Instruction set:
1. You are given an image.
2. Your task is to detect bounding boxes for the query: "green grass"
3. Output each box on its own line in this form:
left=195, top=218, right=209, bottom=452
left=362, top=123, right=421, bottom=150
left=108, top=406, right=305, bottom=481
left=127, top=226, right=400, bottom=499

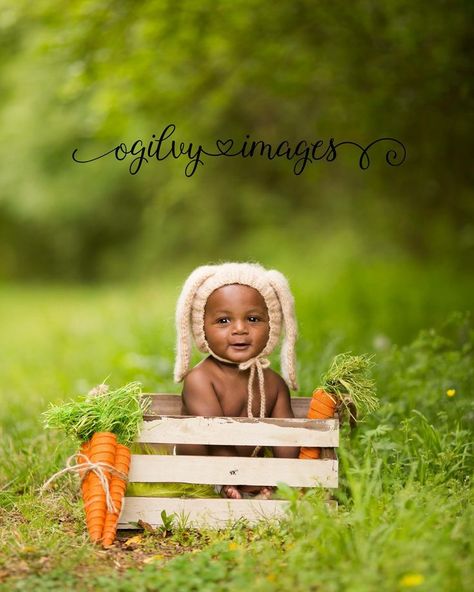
left=0, top=257, right=473, bottom=591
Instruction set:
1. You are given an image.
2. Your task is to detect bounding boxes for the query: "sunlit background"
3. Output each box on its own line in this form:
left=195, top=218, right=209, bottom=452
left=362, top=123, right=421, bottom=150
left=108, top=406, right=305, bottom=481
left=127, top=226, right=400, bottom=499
left=0, top=1, right=472, bottom=397
left=1, top=1, right=472, bottom=276
left=1, top=1, right=473, bottom=413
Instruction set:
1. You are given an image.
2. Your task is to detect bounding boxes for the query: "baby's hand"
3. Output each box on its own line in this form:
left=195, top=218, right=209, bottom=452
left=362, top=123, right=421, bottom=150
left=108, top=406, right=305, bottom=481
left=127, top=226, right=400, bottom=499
left=256, top=486, right=274, bottom=499
left=222, top=485, right=242, bottom=499
left=221, top=485, right=275, bottom=499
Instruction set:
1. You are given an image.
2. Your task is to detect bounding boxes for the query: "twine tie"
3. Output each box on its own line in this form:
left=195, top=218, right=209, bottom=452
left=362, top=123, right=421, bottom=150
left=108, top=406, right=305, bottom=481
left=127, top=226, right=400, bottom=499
left=39, top=453, right=128, bottom=514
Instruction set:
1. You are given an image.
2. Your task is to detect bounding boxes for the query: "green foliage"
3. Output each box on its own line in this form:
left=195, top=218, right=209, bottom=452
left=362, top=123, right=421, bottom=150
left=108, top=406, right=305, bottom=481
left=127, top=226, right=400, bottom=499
left=0, top=281, right=472, bottom=590
left=377, top=312, right=474, bottom=419
left=43, top=382, right=150, bottom=445
left=321, top=352, right=378, bottom=416
left=356, top=312, right=474, bottom=487
left=126, top=482, right=218, bottom=500
left=0, top=0, right=472, bottom=279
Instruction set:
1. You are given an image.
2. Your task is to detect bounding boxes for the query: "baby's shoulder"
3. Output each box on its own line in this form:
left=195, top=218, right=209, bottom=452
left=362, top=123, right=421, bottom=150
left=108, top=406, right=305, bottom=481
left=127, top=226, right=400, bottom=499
left=181, top=359, right=224, bottom=415
left=183, top=359, right=215, bottom=388
left=264, top=367, right=290, bottom=394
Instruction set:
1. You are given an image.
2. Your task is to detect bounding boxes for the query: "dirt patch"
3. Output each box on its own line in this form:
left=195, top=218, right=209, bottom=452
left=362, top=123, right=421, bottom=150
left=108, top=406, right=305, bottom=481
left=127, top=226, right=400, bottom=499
left=0, top=529, right=207, bottom=586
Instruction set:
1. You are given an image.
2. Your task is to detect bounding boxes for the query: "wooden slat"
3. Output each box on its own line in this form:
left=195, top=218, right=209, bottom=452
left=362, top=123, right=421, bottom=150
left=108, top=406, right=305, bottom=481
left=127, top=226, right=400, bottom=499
left=138, top=416, right=338, bottom=447
left=119, top=497, right=290, bottom=528
left=320, top=447, right=337, bottom=460
left=128, top=454, right=338, bottom=488
left=146, top=393, right=312, bottom=418
left=290, top=398, right=313, bottom=418
left=146, top=394, right=183, bottom=416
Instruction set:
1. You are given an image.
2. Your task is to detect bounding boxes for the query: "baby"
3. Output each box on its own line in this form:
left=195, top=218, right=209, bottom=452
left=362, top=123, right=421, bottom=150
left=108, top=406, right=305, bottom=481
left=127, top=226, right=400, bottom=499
left=174, top=262, right=299, bottom=499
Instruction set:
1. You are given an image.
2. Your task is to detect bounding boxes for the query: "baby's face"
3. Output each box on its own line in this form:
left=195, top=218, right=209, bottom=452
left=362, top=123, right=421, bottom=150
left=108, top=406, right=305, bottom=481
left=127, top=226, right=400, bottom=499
left=204, top=284, right=270, bottom=363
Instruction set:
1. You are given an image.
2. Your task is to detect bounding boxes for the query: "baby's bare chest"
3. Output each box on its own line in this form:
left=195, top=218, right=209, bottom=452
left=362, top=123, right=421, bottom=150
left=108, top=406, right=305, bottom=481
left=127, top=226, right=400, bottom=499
left=213, top=375, right=278, bottom=417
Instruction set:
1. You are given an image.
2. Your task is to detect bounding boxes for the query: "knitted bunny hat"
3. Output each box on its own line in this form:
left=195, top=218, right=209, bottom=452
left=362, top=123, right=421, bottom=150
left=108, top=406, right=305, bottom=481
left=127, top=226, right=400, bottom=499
left=174, top=262, right=298, bottom=418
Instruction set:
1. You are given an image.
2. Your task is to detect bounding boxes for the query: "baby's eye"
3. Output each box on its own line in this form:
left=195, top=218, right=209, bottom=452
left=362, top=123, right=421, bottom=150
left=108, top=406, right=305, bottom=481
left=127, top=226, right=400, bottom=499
left=248, top=316, right=261, bottom=323
left=217, top=317, right=230, bottom=324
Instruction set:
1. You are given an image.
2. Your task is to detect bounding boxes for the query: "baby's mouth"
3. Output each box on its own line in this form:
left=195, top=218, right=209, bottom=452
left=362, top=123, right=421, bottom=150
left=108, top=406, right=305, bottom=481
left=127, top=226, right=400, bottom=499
left=229, top=342, right=250, bottom=350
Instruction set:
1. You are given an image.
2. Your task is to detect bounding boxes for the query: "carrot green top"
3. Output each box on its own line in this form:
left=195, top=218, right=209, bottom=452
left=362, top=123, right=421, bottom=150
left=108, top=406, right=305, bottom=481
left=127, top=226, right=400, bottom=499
left=320, top=353, right=378, bottom=416
left=43, top=382, right=150, bottom=446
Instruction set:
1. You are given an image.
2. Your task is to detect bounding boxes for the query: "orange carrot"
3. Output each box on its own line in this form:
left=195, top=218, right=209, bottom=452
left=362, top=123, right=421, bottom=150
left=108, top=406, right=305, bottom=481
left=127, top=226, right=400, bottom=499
left=101, top=443, right=131, bottom=547
left=299, top=447, right=321, bottom=460
left=77, top=440, right=92, bottom=507
left=77, top=440, right=97, bottom=540
left=83, top=431, right=117, bottom=542
left=300, top=388, right=337, bottom=460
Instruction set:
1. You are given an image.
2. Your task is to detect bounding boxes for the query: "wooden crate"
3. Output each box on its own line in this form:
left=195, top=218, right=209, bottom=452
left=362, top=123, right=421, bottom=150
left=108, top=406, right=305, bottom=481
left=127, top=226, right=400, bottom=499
left=119, top=394, right=338, bottom=529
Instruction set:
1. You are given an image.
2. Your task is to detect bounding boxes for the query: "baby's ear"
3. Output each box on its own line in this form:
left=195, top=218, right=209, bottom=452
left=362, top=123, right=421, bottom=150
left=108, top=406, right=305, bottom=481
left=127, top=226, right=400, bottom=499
left=174, top=266, right=216, bottom=383
left=267, top=270, right=298, bottom=391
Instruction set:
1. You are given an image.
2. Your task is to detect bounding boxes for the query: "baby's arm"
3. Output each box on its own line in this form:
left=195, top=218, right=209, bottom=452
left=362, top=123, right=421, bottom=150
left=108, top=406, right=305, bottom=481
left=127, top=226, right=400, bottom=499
left=271, top=379, right=300, bottom=459
left=177, top=369, right=237, bottom=457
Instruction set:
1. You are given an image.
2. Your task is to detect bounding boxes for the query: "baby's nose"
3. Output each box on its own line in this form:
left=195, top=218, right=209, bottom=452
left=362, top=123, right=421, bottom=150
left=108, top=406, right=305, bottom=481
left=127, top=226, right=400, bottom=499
left=232, top=320, right=248, bottom=333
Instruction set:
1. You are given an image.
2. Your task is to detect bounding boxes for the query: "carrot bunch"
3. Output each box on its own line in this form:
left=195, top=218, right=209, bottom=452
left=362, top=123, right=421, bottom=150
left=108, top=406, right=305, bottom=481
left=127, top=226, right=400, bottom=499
left=78, top=432, right=132, bottom=545
left=44, top=381, right=149, bottom=547
left=300, top=353, right=378, bottom=460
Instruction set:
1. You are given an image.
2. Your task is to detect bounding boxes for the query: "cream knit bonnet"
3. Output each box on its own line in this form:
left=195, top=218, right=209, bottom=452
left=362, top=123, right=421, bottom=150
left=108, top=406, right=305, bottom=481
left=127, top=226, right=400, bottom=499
left=174, top=262, right=298, bottom=419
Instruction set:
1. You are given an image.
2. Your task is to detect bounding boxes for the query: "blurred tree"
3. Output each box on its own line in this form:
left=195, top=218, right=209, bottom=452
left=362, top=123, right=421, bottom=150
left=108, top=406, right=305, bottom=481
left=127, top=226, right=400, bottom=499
left=0, top=0, right=472, bottom=279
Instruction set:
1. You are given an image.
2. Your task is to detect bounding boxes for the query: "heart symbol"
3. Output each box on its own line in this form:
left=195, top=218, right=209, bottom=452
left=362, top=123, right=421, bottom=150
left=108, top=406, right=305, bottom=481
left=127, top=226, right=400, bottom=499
left=216, top=139, right=234, bottom=155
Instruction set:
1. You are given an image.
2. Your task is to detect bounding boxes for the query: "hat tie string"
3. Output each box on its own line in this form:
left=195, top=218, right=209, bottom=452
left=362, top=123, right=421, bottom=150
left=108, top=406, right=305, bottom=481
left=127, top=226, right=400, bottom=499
left=206, top=349, right=269, bottom=419
left=238, top=356, right=270, bottom=419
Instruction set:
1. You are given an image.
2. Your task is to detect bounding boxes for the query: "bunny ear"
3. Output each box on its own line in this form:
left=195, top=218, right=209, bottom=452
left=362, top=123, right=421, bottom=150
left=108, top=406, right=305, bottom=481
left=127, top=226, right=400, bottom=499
left=174, top=265, right=216, bottom=383
left=267, top=270, right=299, bottom=391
